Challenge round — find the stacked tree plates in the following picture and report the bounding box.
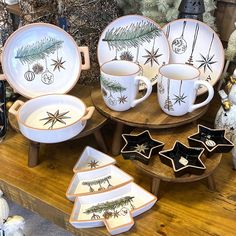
[67,146,157,235]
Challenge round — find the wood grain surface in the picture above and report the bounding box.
[91,87,209,128]
[0,121,236,235]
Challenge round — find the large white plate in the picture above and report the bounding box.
[2,23,82,98]
[97,15,170,90]
[162,19,224,95]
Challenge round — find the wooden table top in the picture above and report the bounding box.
[132,123,222,182]
[1,122,236,236]
[91,87,209,128]
[8,84,108,138]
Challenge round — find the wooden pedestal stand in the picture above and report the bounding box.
[132,123,222,197]
[91,87,209,155]
[8,85,108,167]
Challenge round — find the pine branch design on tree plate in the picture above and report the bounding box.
[102,21,161,51]
[15,37,64,65]
[83,196,135,219]
[82,176,112,187]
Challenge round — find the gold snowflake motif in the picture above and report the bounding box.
[142,48,162,67]
[134,144,149,154]
[197,54,217,73]
[88,160,99,169]
[118,95,128,104]
[40,110,70,129]
[51,57,66,71]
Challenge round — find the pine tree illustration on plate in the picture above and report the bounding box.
[102,20,161,64]
[83,196,135,220]
[173,80,187,105]
[186,23,199,65]
[15,37,64,83]
[100,75,127,106]
[164,79,174,111]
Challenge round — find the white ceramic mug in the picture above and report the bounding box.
[100,60,152,111]
[157,63,214,116]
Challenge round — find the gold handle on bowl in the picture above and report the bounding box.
[8,100,25,116]
[80,106,95,121]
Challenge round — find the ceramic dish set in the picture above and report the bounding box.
[1,15,225,140]
[121,128,234,177]
[2,23,94,143]
[0,14,229,235]
[67,146,157,235]
[97,15,225,116]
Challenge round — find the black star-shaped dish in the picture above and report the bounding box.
[188,125,234,157]
[159,141,206,177]
[121,130,164,165]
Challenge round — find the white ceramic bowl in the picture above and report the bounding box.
[9,94,94,143]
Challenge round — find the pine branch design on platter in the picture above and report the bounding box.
[15,37,64,65]
[102,21,161,51]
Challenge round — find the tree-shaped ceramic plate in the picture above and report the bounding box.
[2,23,89,98]
[70,182,157,235]
[162,19,224,95]
[97,15,170,90]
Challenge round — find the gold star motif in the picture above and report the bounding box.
[88,160,99,169]
[118,95,127,104]
[142,48,162,67]
[51,57,66,71]
[134,144,149,154]
[40,110,70,129]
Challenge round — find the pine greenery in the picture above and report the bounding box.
[82,176,111,186]
[15,37,64,65]
[102,21,161,51]
[84,196,135,214]
[100,75,126,93]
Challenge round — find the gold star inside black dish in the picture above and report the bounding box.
[40,110,71,129]
[121,130,164,165]
[159,141,206,177]
[188,125,234,157]
[51,57,66,71]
